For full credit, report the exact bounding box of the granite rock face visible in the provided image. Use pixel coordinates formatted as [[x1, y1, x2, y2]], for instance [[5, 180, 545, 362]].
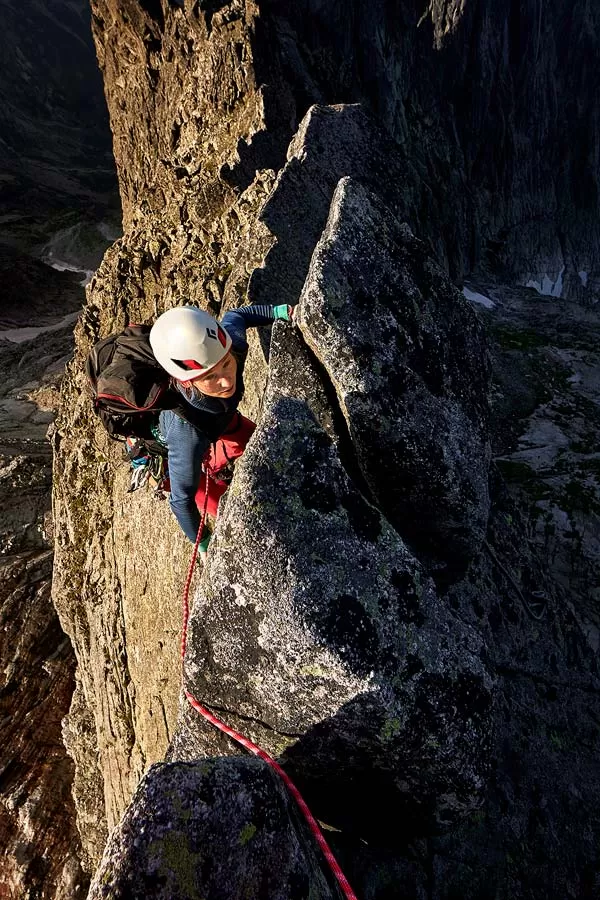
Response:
[[0, 313, 89, 899], [47, 1, 600, 897], [88, 760, 340, 900], [247, 103, 418, 311], [89, 0, 294, 234], [177, 311, 493, 839], [297, 178, 490, 573]]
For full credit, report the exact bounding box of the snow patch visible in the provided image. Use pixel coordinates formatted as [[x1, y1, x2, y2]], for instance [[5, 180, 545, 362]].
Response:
[[526, 266, 565, 297], [579, 270, 588, 287], [43, 253, 94, 286], [463, 286, 495, 309], [0, 311, 80, 344]]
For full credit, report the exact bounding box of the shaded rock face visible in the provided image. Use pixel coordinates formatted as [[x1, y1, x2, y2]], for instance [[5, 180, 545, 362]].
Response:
[[0, 0, 116, 240], [0, 248, 83, 330], [50, 1, 600, 898], [431, 469, 600, 900], [247, 103, 417, 312], [473, 282, 600, 638], [266, 0, 600, 300], [298, 178, 490, 573], [88, 760, 340, 900], [0, 552, 87, 899], [0, 314, 89, 897]]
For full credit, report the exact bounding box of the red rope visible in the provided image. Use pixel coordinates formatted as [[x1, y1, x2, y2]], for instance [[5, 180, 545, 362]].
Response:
[[180, 470, 358, 900], [180, 467, 209, 661]]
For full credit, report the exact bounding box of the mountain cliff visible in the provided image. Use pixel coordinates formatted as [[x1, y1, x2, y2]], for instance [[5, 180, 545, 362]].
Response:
[[0, 2, 117, 897], [0, 0, 116, 243], [50, 1, 600, 897]]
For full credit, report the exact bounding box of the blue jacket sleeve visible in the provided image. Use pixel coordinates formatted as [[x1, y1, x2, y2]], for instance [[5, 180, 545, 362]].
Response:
[[159, 409, 211, 542], [221, 304, 290, 347]]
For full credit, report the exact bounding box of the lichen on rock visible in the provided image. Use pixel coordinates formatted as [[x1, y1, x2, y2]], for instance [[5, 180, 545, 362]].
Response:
[[88, 759, 339, 899], [176, 318, 494, 838], [296, 176, 491, 575]]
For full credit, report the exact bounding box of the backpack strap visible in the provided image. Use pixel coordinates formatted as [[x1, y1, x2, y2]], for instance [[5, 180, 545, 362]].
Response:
[[164, 390, 236, 442]]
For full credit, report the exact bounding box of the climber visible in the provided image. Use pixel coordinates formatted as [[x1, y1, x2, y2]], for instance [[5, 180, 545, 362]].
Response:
[[149, 302, 293, 557]]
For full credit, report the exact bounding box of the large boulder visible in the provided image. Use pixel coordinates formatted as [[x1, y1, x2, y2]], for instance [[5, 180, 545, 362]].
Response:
[[174, 307, 494, 838], [297, 177, 491, 574], [88, 759, 341, 900]]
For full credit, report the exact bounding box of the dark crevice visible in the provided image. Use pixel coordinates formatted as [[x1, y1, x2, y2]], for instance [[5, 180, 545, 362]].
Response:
[[298, 334, 378, 510], [138, 0, 165, 31], [198, 0, 230, 35], [206, 701, 302, 740]]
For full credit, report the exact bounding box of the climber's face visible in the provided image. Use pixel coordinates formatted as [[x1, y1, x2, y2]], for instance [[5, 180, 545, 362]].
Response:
[[191, 351, 238, 398]]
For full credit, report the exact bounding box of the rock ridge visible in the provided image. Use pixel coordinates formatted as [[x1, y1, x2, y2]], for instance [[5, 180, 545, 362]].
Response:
[[50, 1, 600, 897]]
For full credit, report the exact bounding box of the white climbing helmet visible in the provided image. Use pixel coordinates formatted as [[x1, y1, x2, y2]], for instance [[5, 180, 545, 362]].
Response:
[[149, 305, 232, 380]]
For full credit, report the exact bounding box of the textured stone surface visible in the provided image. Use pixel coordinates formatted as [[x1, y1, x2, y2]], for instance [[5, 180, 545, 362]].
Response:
[[248, 103, 417, 310], [266, 0, 600, 299], [0, 321, 89, 898], [89, 0, 293, 233], [88, 760, 340, 900], [46, 0, 600, 896], [297, 177, 490, 574], [426, 469, 600, 899], [0, 7, 117, 887], [49, 155, 280, 863], [0, 551, 87, 899], [469, 281, 600, 638], [175, 318, 493, 838]]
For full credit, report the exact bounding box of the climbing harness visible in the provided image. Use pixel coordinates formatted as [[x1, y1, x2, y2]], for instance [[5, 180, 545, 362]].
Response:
[[202, 412, 244, 487], [180, 471, 358, 900], [125, 437, 169, 498], [204, 440, 236, 486]]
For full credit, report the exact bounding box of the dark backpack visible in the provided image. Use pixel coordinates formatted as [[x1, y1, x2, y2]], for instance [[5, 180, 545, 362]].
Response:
[[86, 324, 213, 455]]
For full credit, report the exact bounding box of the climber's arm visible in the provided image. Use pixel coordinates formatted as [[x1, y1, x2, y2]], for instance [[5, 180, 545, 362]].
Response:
[[221, 304, 293, 346]]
